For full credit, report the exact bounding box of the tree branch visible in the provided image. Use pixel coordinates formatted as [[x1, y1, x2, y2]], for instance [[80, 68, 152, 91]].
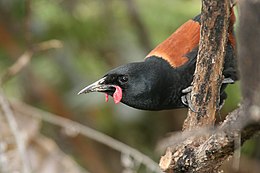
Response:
[[11, 100, 162, 173], [0, 39, 63, 85], [159, 0, 260, 172], [183, 0, 230, 130], [0, 88, 31, 173], [159, 106, 260, 173]]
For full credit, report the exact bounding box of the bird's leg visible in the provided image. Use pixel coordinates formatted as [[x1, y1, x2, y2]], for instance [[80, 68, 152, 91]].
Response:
[[216, 99, 226, 121], [181, 77, 235, 112], [217, 100, 225, 110]]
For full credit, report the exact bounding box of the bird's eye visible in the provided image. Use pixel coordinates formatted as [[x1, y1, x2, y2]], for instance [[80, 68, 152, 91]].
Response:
[[118, 76, 128, 84]]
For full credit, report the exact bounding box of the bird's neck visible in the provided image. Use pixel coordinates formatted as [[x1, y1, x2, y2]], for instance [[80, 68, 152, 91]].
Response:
[[143, 57, 194, 109]]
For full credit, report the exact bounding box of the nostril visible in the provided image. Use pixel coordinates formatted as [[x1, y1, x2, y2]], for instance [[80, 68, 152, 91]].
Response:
[[99, 77, 107, 85]]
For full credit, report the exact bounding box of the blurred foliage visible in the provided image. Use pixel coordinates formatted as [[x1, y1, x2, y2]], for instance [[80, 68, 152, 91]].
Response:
[[0, 0, 259, 173]]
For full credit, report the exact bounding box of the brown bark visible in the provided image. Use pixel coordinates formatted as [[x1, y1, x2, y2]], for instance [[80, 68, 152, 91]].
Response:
[[183, 0, 230, 130], [159, 0, 260, 172]]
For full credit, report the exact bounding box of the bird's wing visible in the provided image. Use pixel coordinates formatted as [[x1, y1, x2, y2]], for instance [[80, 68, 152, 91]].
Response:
[[228, 9, 236, 48], [146, 9, 236, 68], [146, 15, 201, 68]]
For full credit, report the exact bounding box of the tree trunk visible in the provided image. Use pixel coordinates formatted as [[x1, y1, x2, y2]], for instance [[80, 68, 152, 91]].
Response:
[[159, 0, 260, 172]]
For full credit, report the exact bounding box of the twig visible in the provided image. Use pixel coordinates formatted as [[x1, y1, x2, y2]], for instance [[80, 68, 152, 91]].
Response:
[[0, 89, 31, 173], [0, 39, 63, 85], [1, 50, 33, 84], [124, 0, 152, 52], [157, 126, 215, 151], [232, 132, 241, 171], [11, 100, 163, 173], [32, 39, 63, 52]]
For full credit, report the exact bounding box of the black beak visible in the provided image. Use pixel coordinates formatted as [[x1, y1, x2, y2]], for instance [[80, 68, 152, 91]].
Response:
[[78, 77, 112, 95]]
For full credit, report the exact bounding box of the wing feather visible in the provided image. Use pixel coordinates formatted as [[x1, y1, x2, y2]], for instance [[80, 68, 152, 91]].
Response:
[[146, 18, 200, 68]]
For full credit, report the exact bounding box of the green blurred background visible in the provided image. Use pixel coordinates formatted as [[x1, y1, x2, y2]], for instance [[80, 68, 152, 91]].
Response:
[[1, 0, 259, 172]]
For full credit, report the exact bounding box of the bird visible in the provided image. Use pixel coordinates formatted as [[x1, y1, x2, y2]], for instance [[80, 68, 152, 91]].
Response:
[[78, 10, 238, 111]]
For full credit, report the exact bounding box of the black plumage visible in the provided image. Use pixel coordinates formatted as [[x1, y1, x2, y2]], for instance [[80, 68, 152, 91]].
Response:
[[78, 13, 238, 111]]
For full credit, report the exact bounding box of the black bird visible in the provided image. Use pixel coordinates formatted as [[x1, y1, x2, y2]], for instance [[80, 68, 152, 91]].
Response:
[[78, 11, 238, 111]]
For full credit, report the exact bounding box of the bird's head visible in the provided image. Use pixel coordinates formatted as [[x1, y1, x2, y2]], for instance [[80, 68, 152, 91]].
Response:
[[78, 57, 183, 110]]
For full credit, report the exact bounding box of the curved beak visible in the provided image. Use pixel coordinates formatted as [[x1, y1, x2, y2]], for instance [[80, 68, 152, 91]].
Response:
[[78, 77, 110, 95]]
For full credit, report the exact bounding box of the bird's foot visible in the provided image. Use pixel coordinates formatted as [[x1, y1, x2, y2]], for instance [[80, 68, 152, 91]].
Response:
[[181, 86, 197, 112], [222, 77, 235, 84], [217, 99, 225, 111], [181, 77, 234, 112]]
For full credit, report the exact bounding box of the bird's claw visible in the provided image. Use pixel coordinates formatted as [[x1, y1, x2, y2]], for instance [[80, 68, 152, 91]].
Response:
[[181, 77, 233, 112], [181, 86, 197, 112], [182, 86, 193, 93], [222, 77, 235, 84]]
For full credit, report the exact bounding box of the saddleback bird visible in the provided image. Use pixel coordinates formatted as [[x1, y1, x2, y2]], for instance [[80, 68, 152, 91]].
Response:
[[78, 11, 238, 111]]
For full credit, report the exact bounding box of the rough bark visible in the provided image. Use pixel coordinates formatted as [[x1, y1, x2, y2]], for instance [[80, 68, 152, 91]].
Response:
[[159, 0, 260, 172], [183, 0, 230, 130]]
